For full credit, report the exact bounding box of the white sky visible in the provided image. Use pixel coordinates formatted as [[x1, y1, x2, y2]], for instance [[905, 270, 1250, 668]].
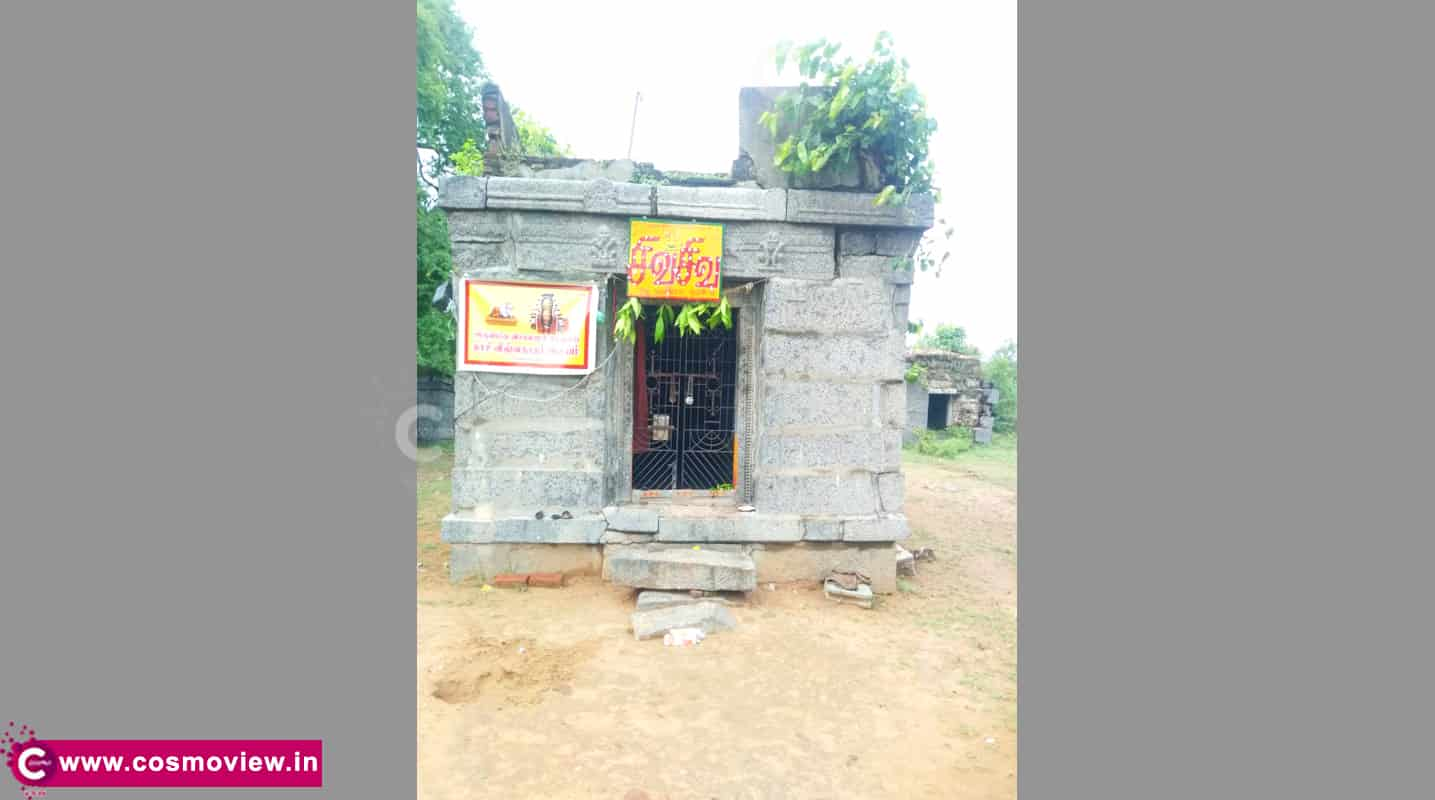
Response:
[[453, 0, 1016, 356]]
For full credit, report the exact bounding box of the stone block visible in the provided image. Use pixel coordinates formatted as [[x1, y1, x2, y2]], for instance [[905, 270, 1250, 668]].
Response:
[[602, 505, 660, 533], [842, 514, 910, 542], [635, 591, 739, 611], [462, 417, 604, 470], [521, 159, 637, 182], [892, 285, 912, 305], [877, 472, 904, 512], [758, 430, 887, 471], [838, 254, 907, 281], [485, 177, 651, 216], [761, 380, 878, 429], [441, 511, 494, 543], [655, 185, 786, 221], [630, 601, 738, 640], [454, 371, 606, 422], [875, 230, 925, 256], [787, 190, 935, 228], [437, 175, 487, 209], [451, 467, 603, 514], [764, 277, 891, 335], [602, 547, 757, 591], [973, 427, 993, 444], [879, 381, 907, 428], [655, 513, 803, 543], [802, 518, 843, 541], [450, 242, 513, 275], [896, 545, 916, 576], [880, 429, 903, 472], [508, 212, 629, 274], [722, 221, 835, 279], [601, 530, 657, 544], [763, 333, 904, 381], [448, 543, 603, 582], [492, 515, 608, 544], [750, 542, 896, 594], [752, 470, 880, 516], [839, 229, 877, 256], [979, 415, 995, 428]]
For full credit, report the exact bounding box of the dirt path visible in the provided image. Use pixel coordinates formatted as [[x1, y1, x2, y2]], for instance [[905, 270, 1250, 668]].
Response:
[[418, 450, 1016, 799]]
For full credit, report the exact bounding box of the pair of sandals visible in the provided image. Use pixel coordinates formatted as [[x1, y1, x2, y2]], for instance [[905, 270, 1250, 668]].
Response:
[[534, 510, 574, 520]]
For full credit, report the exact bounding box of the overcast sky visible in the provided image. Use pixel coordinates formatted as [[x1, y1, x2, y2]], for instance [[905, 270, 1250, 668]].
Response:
[[453, 0, 1016, 355]]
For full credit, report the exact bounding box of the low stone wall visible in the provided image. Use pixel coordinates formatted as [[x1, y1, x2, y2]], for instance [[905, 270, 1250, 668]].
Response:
[[904, 351, 991, 442]]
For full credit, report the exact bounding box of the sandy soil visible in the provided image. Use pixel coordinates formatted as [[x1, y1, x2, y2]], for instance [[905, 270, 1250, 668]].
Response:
[[417, 450, 1016, 799]]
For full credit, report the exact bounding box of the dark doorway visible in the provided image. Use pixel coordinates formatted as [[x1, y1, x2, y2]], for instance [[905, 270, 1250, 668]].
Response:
[[927, 393, 950, 430], [632, 310, 739, 490]]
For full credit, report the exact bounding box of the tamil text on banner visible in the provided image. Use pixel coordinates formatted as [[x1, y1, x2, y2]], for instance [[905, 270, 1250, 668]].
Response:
[[458, 279, 597, 374], [627, 219, 723, 303]]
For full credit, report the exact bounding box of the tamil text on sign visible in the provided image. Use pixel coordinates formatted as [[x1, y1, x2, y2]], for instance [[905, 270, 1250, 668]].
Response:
[[457, 279, 597, 375], [627, 219, 723, 303]]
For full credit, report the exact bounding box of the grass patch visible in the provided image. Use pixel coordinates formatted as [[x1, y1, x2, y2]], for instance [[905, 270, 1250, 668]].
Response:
[[904, 432, 1017, 490], [897, 577, 917, 593]]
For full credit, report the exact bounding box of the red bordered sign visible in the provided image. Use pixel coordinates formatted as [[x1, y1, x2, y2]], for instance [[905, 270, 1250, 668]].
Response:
[[456, 279, 598, 375]]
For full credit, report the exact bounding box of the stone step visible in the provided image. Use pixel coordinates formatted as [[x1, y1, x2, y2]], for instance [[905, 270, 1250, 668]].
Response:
[[603, 547, 757, 592], [630, 601, 738, 641]]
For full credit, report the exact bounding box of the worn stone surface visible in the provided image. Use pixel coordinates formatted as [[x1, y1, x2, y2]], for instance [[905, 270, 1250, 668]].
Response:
[[974, 427, 993, 444], [602, 505, 660, 533], [877, 472, 905, 512], [802, 518, 843, 542], [896, 545, 916, 576], [763, 333, 904, 381], [878, 382, 908, 429], [762, 380, 878, 429], [485, 177, 651, 215], [635, 590, 738, 611], [461, 417, 605, 469], [721, 222, 835, 279], [823, 580, 874, 608], [904, 382, 928, 446], [752, 470, 880, 516], [764, 277, 891, 335], [655, 185, 786, 221], [603, 547, 757, 591], [630, 601, 738, 640], [842, 514, 910, 542], [441, 512, 607, 544], [453, 371, 606, 423], [601, 530, 656, 544], [837, 254, 909, 282], [448, 543, 603, 582], [655, 514, 803, 543], [504, 212, 630, 274], [437, 176, 487, 209], [519, 159, 637, 182], [787, 190, 935, 228], [451, 467, 603, 514], [758, 429, 887, 471], [751, 542, 896, 594]]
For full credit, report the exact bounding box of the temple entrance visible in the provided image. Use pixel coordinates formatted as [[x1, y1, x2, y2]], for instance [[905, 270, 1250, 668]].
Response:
[[927, 393, 951, 430], [631, 310, 739, 491]]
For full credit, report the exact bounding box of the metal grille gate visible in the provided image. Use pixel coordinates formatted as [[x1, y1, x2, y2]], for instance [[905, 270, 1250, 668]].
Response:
[[632, 311, 739, 491]]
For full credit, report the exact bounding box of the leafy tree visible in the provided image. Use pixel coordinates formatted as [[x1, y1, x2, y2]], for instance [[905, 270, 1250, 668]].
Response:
[[513, 108, 571, 157], [417, 0, 485, 178], [984, 340, 1017, 433], [762, 32, 937, 205], [916, 323, 979, 356]]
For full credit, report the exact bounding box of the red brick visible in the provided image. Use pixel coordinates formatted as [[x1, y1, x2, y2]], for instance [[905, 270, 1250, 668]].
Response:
[[492, 573, 528, 589], [527, 572, 565, 588]]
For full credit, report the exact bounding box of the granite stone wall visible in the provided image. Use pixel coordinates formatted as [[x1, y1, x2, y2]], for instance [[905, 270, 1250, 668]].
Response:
[[436, 170, 931, 558]]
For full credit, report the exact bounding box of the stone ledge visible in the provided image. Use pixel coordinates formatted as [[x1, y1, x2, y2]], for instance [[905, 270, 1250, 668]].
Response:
[[602, 505, 660, 533], [441, 512, 607, 544], [655, 185, 786, 221], [485, 177, 651, 215], [437, 176, 487, 209], [656, 513, 803, 543], [787, 190, 935, 228], [841, 514, 910, 542]]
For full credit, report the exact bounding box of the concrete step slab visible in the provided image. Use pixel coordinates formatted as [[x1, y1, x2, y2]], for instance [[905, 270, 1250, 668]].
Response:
[[604, 547, 757, 592]]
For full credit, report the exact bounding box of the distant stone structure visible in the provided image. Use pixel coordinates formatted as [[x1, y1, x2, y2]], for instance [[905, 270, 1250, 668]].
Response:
[[903, 350, 995, 444], [435, 85, 936, 594]]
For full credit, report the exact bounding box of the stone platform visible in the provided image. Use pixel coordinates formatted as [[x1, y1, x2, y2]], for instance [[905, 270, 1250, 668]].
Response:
[[444, 502, 901, 593]]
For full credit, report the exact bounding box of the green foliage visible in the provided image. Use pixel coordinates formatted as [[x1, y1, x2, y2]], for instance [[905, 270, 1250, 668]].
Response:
[[893, 221, 955, 278], [984, 340, 1017, 433], [613, 296, 732, 345], [417, 184, 456, 375], [904, 361, 928, 385], [762, 33, 937, 205], [916, 427, 973, 459], [512, 108, 570, 157], [916, 323, 979, 356], [449, 138, 485, 176], [416, 0, 486, 176]]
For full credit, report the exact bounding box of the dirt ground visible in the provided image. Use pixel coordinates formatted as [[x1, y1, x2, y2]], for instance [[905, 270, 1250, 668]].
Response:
[[417, 442, 1017, 799]]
